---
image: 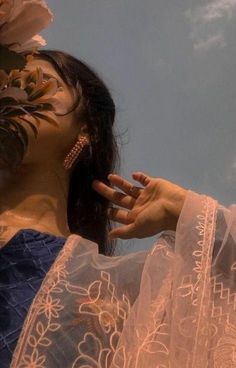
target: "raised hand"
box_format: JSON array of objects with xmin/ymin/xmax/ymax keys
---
[{"xmin": 92, "ymin": 171, "xmax": 188, "ymax": 240}]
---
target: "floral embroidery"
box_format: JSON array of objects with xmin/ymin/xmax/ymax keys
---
[
  {"xmin": 65, "ymin": 270, "xmax": 131, "ymax": 366},
  {"xmin": 72, "ymin": 332, "xmax": 114, "ymax": 368},
  {"xmin": 213, "ymin": 322, "xmax": 236, "ymax": 367},
  {"xmin": 19, "ymin": 349, "xmax": 46, "ymax": 368},
  {"xmin": 37, "ymin": 294, "xmax": 64, "ymax": 319},
  {"xmin": 10, "ymin": 193, "xmax": 236, "ymax": 367},
  {"xmin": 11, "ymin": 234, "xmax": 79, "ymax": 368},
  {"xmin": 74, "ymin": 271, "xmax": 130, "ymax": 332}
]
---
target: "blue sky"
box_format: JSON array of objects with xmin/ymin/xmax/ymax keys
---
[{"xmin": 42, "ymin": 0, "xmax": 236, "ymax": 253}]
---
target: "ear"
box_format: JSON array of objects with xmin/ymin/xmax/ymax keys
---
[
  {"xmin": 78, "ymin": 124, "xmax": 90, "ymax": 142},
  {"xmin": 79, "ymin": 123, "xmax": 89, "ymax": 134}
]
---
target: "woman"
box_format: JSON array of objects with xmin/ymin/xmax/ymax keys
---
[
  {"xmin": 1, "ymin": 50, "xmax": 235, "ymax": 367},
  {"xmin": 0, "ymin": 48, "xmax": 119, "ymax": 367}
]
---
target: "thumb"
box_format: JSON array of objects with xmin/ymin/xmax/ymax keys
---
[{"xmin": 108, "ymin": 223, "xmax": 137, "ymax": 240}]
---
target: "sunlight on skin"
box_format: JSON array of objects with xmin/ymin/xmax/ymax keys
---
[{"xmin": 92, "ymin": 172, "xmax": 188, "ymax": 240}]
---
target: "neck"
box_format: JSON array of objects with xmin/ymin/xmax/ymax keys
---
[{"xmin": 0, "ymin": 162, "xmax": 71, "ymax": 238}]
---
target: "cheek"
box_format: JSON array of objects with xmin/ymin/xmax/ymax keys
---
[
  {"xmin": 53, "ymin": 90, "xmax": 75, "ymax": 115},
  {"xmin": 20, "ymin": 114, "xmax": 62, "ymax": 157},
  {"xmin": 20, "ymin": 88, "xmax": 77, "ymax": 161}
]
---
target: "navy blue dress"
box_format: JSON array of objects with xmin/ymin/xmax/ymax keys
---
[{"xmin": 0, "ymin": 228, "xmax": 67, "ymax": 367}]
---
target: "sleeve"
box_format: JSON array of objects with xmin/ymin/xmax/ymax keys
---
[{"xmin": 10, "ymin": 190, "xmax": 236, "ymax": 368}]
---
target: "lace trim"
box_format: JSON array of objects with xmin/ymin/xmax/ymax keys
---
[
  {"xmin": 11, "ymin": 193, "xmax": 231, "ymax": 368},
  {"xmin": 10, "ymin": 234, "xmax": 80, "ymax": 368}
]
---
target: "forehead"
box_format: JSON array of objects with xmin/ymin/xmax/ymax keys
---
[
  {"xmin": 24, "ymin": 57, "xmax": 77, "ymax": 106},
  {"xmin": 25, "ymin": 58, "xmax": 61, "ymax": 79}
]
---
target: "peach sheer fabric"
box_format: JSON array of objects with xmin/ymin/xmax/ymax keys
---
[{"xmin": 9, "ymin": 189, "xmax": 236, "ymax": 367}]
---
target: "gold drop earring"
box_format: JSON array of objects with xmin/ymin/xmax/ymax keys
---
[{"xmin": 63, "ymin": 136, "xmax": 90, "ymax": 170}]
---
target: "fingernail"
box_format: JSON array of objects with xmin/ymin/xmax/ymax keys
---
[{"xmin": 108, "ymin": 174, "xmax": 115, "ymax": 180}]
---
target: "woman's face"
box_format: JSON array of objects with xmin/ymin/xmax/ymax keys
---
[
  {"xmin": 25, "ymin": 57, "xmax": 77, "ymax": 113},
  {"xmin": 20, "ymin": 57, "xmax": 82, "ymax": 169}
]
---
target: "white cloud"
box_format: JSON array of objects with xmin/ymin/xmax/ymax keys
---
[
  {"xmin": 186, "ymin": 0, "xmax": 236, "ymax": 23},
  {"xmin": 194, "ymin": 32, "xmax": 226, "ymax": 51},
  {"xmin": 185, "ymin": 0, "xmax": 236, "ymax": 52}
]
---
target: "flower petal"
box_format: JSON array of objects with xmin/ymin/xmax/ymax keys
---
[
  {"xmin": 0, "ymin": 0, "xmax": 14, "ymax": 26},
  {"xmin": 38, "ymin": 98, "xmax": 68, "ymax": 114},
  {"xmin": 0, "ymin": 2, "xmax": 53, "ymax": 45},
  {"xmin": 29, "ymin": 78, "xmax": 58, "ymax": 101},
  {"xmin": 10, "ymin": 34, "xmax": 47, "ymax": 53},
  {"xmin": 0, "ymin": 86, "xmax": 28, "ymax": 100}
]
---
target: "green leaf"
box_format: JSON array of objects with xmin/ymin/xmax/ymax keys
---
[
  {"xmin": 18, "ymin": 116, "xmax": 38, "ymax": 139},
  {"xmin": 0, "ymin": 45, "xmax": 26, "ymax": 71},
  {"xmin": 33, "ymin": 112, "xmax": 59, "ymax": 127},
  {"xmin": 37, "ymin": 103, "xmax": 55, "ymax": 111},
  {"xmin": 0, "ymin": 97, "xmax": 18, "ymax": 106},
  {"xmin": 0, "ymin": 118, "xmax": 26, "ymax": 169},
  {"xmin": 2, "ymin": 108, "xmax": 27, "ymax": 117}
]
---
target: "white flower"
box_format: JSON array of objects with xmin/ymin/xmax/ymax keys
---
[{"xmin": 0, "ymin": 0, "xmax": 53, "ymax": 52}]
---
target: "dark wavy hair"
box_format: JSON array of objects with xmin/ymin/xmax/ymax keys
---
[{"xmin": 31, "ymin": 49, "xmax": 122, "ymax": 256}]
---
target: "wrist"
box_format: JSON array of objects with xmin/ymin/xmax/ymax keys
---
[{"xmin": 164, "ymin": 188, "xmax": 188, "ymax": 231}]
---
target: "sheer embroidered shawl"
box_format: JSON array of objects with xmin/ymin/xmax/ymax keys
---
[{"xmin": 10, "ymin": 189, "xmax": 236, "ymax": 367}]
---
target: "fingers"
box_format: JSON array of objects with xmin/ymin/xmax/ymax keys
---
[
  {"xmin": 108, "ymin": 173, "xmax": 142, "ymax": 198},
  {"xmin": 132, "ymin": 172, "xmax": 152, "ymax": 186},
  {"xmin": 92, "ymin": 180, "xmax": 136, "ymax": 210},
  {"xmin": 108, "ymin": 222, "xmax": 137, "ymax": 240},
  {"xmin": 108, "ymin": 207, "xmax": 134, "ymax": 225}
]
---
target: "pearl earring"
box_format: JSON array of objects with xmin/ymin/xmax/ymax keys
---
[{"xmin": 63, "ymin": 136, "xmax": 90, "ymax": 170}]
